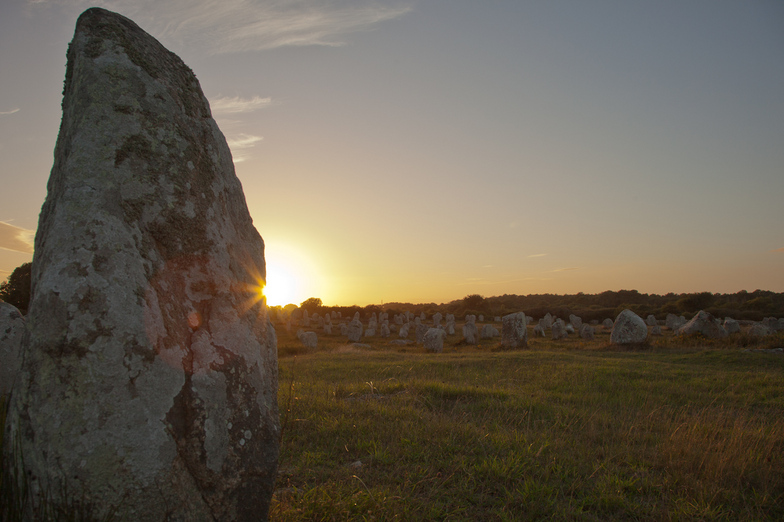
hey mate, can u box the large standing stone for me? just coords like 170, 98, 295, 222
296, 329, 318, 350
723, 317, 740, 334
0, 302, 26, 397
610, 309, 648, 345
5, 8, 278, 520
501, 312, 527, 349
677, 310, 728, 339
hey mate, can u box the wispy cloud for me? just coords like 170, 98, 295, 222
527, 253, 547, 258
0, 222, 34, 254
552, 267, 580, 272
226, 133, 263, 163
0, 108, 20, 115
83, 0, 413, 55
771, 247, 784, 253
211, 95, 272, 114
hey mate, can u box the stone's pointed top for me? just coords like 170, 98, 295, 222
66, 6, 210, 120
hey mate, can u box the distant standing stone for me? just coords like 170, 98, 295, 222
423, 328, 446, 353
297, 330, 318, 350
676, 310, 728, 339
579, 324, 595, 340
610, 309, 648, 345
552, 319, 568, 340
347, 313, 364, 342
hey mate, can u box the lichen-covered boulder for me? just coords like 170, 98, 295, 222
480, 323, 499, 339
0, 302, 26, 397
5, 8, 278, 520
610, 309, 648, 345
677, 310, 728, 339
569, 314, 582, 329
501, 312, 527, 348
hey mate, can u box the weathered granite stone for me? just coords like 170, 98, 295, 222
423, 328, 445, 353
565, 323, 575, 335
610, 309, 648, 345
501, 312, 527, 349
646, 315, 658, 327
677, 310, 728, 339
552, 319, 568, 340
380, 322, 390, 338
415, 323, 429, 344
480, 323, 499, 339
748, 323, 771, 337
296, 330, 318, 350
533, 322, 546, 337
602, 318, 614, 329
651, 325, 662, 336
399, 323, 410, 338
569, 314, 582, 329
579, 324, 595, 340
463, 315, 478, 344
665, 313, 686, 331
5, 8, 278, 520
0, 302, 26, 397
432, 312, 443, 326
723, 318, 740, 334
541, 313, 553, 329
347, 313, 363, 342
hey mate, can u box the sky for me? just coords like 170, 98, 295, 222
1, 0, 783, 307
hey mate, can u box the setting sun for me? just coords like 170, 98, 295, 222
261, 241, 323, 307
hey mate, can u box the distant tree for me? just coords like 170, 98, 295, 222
463, 294, 485, 310
299, 297, 322, 314
0, 262, 32, 315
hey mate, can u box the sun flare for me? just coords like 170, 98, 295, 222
261, 242, 322, 307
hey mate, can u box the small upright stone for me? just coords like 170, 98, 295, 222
347, 312, 364, 342
579, 324, 595, 340
723, 318, 740, 334
0, 302, 26, 397
551, 319, 568, 340
463, 315, 478, 344
296, 329, 318, 350
645, 315, 658, 327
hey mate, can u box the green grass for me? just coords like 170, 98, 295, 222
272, 326, 784, 520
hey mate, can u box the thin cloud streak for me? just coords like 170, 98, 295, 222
211, 95, 272, 114
0, 222, 34, 254
0, 109, 20, 115
772, 247, 784, 253
528, 253, 547, 258
552, 267, 580, 272
106, 0, 414, 54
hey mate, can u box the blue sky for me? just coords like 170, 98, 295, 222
1, 0, 782, 306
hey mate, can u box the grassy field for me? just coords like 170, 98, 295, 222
271, 323, 784, 521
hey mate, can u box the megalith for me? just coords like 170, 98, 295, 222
423, 327, 445, 353
4, 8, 278, 521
